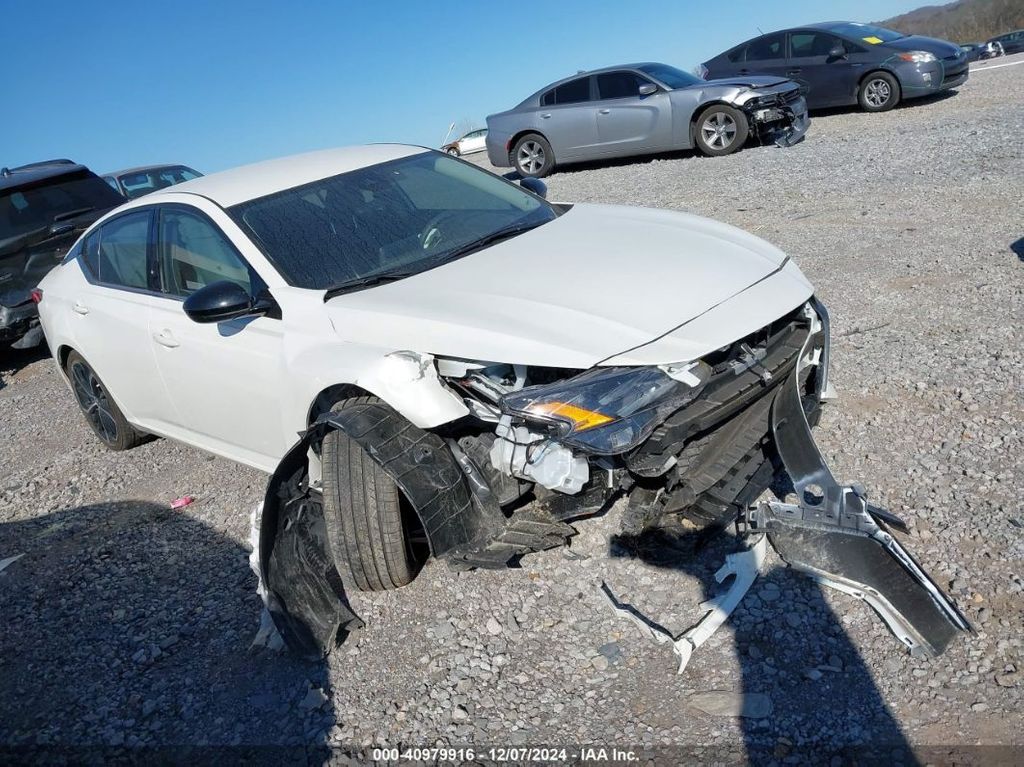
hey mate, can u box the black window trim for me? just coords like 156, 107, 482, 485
541, 75, 595, 106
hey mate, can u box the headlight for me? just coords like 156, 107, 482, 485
500, 364, 709, 455
897, 51, 937, 63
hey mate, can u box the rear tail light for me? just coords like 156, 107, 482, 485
30, 289, 43, 304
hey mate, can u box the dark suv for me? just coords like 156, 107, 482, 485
0, 160, 124, 349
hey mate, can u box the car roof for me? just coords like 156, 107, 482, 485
519, 63, 672, 104
104, 164, 195, 178
0, 160, 89, 192
150, 144, 427, 207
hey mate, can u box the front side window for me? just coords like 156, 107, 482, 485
596, 71, 651, 99
92, 211, 151, 290
746, 33, 786, 61
158, 208, 251, 297
230, 152, 555, 292
789, 32, 843, 57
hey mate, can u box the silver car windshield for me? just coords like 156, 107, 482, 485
230, 153, 555, 291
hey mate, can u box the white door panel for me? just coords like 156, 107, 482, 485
148, 300, 287, 469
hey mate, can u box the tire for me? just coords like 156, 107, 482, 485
512, 133, 554, 178
446, 146, 460, 156
693, 104, 749, 157
321, 396, 422, 591
858, 71, 900, 112
65, 351, 143, 451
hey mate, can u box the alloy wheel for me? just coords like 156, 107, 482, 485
70, 361, 118, 444
701, 112, 737, 149
516, 141, 546, 175
865, 78, 891, 107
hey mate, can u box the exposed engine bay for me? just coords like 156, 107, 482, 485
253, 298, 970, 662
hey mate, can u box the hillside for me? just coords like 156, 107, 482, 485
878, 0, 1024, 43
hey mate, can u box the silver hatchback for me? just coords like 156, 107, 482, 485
486, 62, 809, 177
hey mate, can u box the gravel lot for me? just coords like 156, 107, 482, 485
1, 58, 1022, 762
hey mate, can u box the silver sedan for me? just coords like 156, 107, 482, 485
486, 62, 809, 177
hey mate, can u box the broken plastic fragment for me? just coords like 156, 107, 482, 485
602, 535, 767, 674
0, 553, 25, 574
248, 503, 285, 652
170, 496, 195, 510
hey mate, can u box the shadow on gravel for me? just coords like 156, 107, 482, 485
810, 89, 958, 120
610, 528, 918, 765
0, 501, 336, 762
0, 343, 48, 392
1011, 237, 1024, 262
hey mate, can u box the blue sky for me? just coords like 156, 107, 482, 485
3, 0, 924, 174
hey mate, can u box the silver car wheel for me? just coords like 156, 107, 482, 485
516, 140, 546, 175
70, 361, 118, 444
865, 78, 891, 107
700, 112, 738, 150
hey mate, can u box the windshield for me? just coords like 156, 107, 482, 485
824, 22, 906, 43
637, 63, 701, 89
119, 166, 201, 199
0, 170, 124, 241
230, 152, 556, 291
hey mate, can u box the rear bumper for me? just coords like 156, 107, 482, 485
0, 299, 41, 346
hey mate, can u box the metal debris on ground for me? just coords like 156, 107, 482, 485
601, 535, 768, 674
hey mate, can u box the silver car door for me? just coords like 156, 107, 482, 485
534, 76, 601, 161
593, 71, 672, 155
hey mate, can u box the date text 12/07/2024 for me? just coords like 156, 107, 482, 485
371, 747, 639, 762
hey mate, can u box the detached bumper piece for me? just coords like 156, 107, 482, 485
748, 368, 971, 658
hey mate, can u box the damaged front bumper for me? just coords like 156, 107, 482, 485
745, 94, 810, 148
744, 365, 972, 657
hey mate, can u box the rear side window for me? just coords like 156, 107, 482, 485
544, 77, 591, 105
746, 33, 786, 61
92, 211, 151, 290
596, 71, 650, 99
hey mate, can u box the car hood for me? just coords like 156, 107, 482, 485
698, 75, 792, 89
883, 34, 962, 58
323, 203, 813, 368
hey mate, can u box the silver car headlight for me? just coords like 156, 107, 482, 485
500, 364, 710, 455
897, 51, 937, 63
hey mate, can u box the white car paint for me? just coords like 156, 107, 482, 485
37, 144, 814, 474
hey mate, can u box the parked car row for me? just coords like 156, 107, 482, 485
0, 160, 201, 349
484, 20, 971, 177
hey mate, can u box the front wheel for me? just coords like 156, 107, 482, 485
321, 397, 426, 591
446, 146, 460, 156
512, 133, 554, 178
65, 351, 143, 451
693, 105, 749, 157
859, 72, 900, 112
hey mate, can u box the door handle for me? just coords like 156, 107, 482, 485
787, 69, 801, 76
598, 108, 611, 115
540, 113, 551, 119
72, 301, 89, 315
152, 329, 180, 348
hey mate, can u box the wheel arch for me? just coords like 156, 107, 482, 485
507, 129, 550, 163
858, 67, 902, 91
690, 100, 748, 141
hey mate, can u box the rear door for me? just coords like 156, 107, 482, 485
786, 30, 861, 107
146, 203, 287, 469
535, 76, 601, 160
460, 130, 487, 154
72, 209, 176, 428
593, 70, 672, 155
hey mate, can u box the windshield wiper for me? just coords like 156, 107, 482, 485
53, 207, 95, 222
441, 220, 547, 261
323, 271, 416, 300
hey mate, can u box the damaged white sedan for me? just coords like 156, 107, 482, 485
37, 145, 969, 658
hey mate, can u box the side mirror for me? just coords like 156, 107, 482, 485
828, 44, 846, 59
638, 83, 658, 96
519, 177, 547, 198
183, 280, 258, 323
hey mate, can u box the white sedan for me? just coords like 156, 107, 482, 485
37, 145, 967, 658
441, 128, 487, 156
